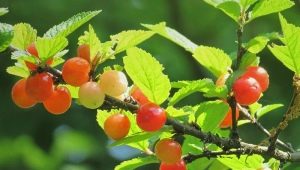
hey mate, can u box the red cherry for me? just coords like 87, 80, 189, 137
130, 86, 150, 105
220, 103, 240, 128
136, 103, 166, 132
62, 57, 91, 87
43, 86, 72, 115
155, 139, 182, 164
233, 77, 262, 106
26, 73, 54, 102
160, 159, 187, 170
104, 113, 131, 140
11, 79, 37, 108
243, 66, 269, 92
77, 44, 90, 62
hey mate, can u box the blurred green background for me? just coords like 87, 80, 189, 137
1, 0, 300, 169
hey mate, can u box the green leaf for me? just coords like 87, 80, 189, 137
168, 79, 227, 106
268, 158, 280, 170
10, 23, 37, 50
44, 10, 101, 38
142, 22, 197, 52
111, 30, 154, 54
11, 50, 36, 63
63, 85, 79, 98
268, 14, 300, 75
166, 106, 194, 118
124, 47, 171, 105
35, 36, 68, 62
218, 154, 264, 169
217, 1, 241, 22
7, 66, 29, 78
239, 53, 260, 71
115, 156, 159, 170
193, 46, 232, 77
240, 0, 258, 9
50, 50, 68, 67
196, 101, 229, 132
110, 131, 161, 148
249, 102, 262, 116
249, 0, 294, 22
244, 32, 279, 54
0, 23, 13, 52
97, 109, 149, 151
256, 104, 283, 118
78, 25, 101, 61
0, 8, 9, 16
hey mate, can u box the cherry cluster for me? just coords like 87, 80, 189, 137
217, 66, 270, 128
12, 44, 72, 114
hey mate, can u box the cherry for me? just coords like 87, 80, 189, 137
220, 103, 240, 128
233, 77, 262, 106
25, 43, 53, 71
104, 113, 131, 140
62, 57, 91, 87
243, 66, 269, 92
136, 103, 166, 132
78, 82, 105, 109
43, 86, 72, 115
11, 79, 37, 108
160, 159, 187, 170
99, 70, 128, 97
155, 138, 182, 164
26, 72, 54, 102
77, 44, 90, 62
130, 85, 150, 105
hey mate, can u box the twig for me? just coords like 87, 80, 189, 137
237, 105, 295, 152
268, 76, 300, 153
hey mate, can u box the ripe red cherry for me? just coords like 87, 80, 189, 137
233, 77, 262, 106
43, 86, 72, 115
130, 85, 150, 105
26, 72, 54, 102
104, 113, 131, 140
11, 79, 37, 108
136, 103, 167, 132
62, 57, 91, 87
25, 43, 53, 71
77, 44, 90, 62
220, 103, 240, 128
160, 159, 187, 170
243, 66, 269, 92
155, 139, 182, 164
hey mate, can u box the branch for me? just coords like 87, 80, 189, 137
238, 105, 295, 152
34, 62, 300, 163
268, 76, 300, 153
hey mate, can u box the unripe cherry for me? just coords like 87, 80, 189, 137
243, 66, 269, 92
155, 138, 182, 164
43, 86, 72, 115
220, 103, 240, 128
104, 113, 131, 140
99, 70, 128, 97
160, 159, 187, 170
77, 44, 90, 62
11, 79, 37, 108
233, 77, 262, 106
26, 73, 54, 102
78, 82, 105, 109
130, 85, 150, 105
136, 103, 166, 132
